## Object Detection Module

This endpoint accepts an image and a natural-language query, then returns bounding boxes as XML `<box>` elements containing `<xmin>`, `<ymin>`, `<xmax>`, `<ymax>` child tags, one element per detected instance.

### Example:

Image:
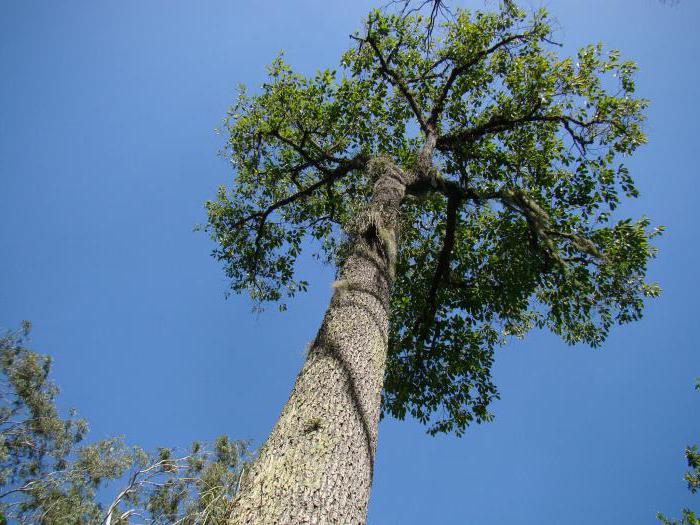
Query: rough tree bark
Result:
<box><xmin>228</xmin><ymin>156</ymin><xmax>425</xmax><ymax>525</ymax></box>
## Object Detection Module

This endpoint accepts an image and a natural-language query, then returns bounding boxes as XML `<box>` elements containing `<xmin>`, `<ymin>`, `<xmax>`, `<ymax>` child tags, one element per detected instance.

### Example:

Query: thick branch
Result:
<box><xmin>436</xmin><ymin>111</ymin><xmax>618</xmax><ymax>153</ymax></box>
<box><xmin>416</xmin><ymin>190</ymin><xmax>461</xmax><ymax>337</ymax></box>
<box><xmin>406</xmin><ymin>172</ymin><xmax>499</xmax><ymax>203</ymax></box>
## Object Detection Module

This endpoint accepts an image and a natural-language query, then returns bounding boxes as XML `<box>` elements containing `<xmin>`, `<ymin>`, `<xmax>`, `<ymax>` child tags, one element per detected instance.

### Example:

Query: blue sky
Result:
<box><xmin>1</xmin><ymin>1</ymin><xmax>698</xmax><ymax>523</ymax></box>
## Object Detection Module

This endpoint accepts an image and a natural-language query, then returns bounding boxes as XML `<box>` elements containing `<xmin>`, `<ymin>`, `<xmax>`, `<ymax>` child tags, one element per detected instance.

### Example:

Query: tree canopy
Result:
<box><xmin>205</xmin><ymin>3</ymin><xmax>659</xmax><ymax>436</ymax></box>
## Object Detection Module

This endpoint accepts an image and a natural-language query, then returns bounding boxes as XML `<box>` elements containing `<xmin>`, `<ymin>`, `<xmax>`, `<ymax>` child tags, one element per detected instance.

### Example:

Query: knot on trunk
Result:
<box><xmin>345</xmin><ymin>204</ymin><xmax>398</xmax><ymax>271</ymax></box>
<box><xmin>335</xmin><ymin>155</ymin><xmax>408</xmax><ymax>281</ymax></box>
<box><xmin>367</xmin><ymin>155</ymin><xmax>398</xmax><ymax>181</ymax></box>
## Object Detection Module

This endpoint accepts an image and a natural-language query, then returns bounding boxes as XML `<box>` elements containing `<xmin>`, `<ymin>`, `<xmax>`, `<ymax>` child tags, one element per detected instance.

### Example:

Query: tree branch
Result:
<box><xmin>436</xmin><ymin>111</ymin><xmax>618</xmax><ymax>153</ymax></box>
<box><xmin>271</xmin><ymin>128</ymin><xmax>347</xmax><ymax>167</ymax></box>
<box><xmin>498</xmin><ymin>187</ymin><xmax>603</xmax><ymax>265</ymax></box>
<box><xmin>229</xmin><ymin>153</ymin><xmax>368</xmax><ymax>233</ymax></box>
<box><xmin>245</xmin><ymin>153</ymin><xmax>369</xmax><ymax>287</ymax></box>
<box><xmin>406</xmin><ymin>171</ymin><xmax>500</xmax><ymax>203</ymax></box>
<box><xmin>416</xmin><ymin>190</ymin><xmax>461</xmax><ymax>336</ymax></box>
<box><xmin>391</xmin><ymin>0</ymin><xmax>452</xmax><ymax>50</ymax></box>
<box><xmin>428</xmin><ymin>29</ymin><xmax>540</xmax><ymax>126</ymax></box>
<box><xmin>351</xmin><ymin>33</ymin><xmax>430</xmax><ymax>133</ymax></box>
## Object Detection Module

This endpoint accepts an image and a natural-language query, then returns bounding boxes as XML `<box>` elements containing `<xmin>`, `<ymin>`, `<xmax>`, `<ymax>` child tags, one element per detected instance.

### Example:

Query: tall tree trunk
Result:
<box><xmin>229</xmin><ymin>158</ymin><xmax>414</xmax><ymax>525</ymax></box>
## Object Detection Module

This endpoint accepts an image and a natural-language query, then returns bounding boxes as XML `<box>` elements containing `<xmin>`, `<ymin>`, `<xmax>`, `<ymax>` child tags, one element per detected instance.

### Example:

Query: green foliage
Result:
<box><xmin>659</xmin><ymin>510</ymin><xmax>700</xmax><ymax>525</ymax></box>
<box><xmin>0</xmin><ymin>323</ymin><xmax>250</xmax><ymax>524</ymax></box>
<box><xmin>658</xmin><ymin>380</ymin><xmax>700</xmax><ymax>525</ymax></box>
<box><xmin>686</xmin><ymin>444</ymin><xmax>700</xmax><ymax>495</ymax></box>
<box><xmin>205</xmin><ymin>2</ymin><xmax>659</xmax><ymax>435</ymax></box>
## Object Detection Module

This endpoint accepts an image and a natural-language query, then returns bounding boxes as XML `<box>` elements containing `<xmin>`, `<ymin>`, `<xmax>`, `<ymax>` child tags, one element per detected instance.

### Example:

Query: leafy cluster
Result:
<box><xmin>0</xmin><ymin>324</ymin><xmax>249</xmax><ymax>524</ymax></box>
<box><xmin>657</xmin><ymin>381</ymin><xmax>700</xmax><ymax>525</ymax></box>
<box><xmin>207</xmin><ymin>56</ymin><xmax>414</xmax><ymax>306</ymax></box>
<box><xmin>205</xmin><ymin>3</ymin><xmax>659</xmax><ymax>435</ymax></box>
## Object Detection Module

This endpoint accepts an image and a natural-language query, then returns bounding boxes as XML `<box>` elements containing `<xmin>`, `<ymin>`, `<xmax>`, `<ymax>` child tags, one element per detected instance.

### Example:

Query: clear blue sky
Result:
<box><xmin>1</xmin><ymin>1</ymin><xmax>698</xmax><ymax>523</ymax></box>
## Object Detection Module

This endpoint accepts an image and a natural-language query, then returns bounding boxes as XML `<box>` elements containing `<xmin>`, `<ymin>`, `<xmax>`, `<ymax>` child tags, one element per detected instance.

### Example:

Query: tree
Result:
<box><xmin>0</xmin><ymin>323</ymin><xmax>250</xmax><ymax>524</ymax></box>
<box><xmin>657</xmin><ymin>381</ymin><xmax>700</xmax><ymax>525</ymax></box>
<box><xmin>205</xmin><ymin>2</ymin><xmax>659</xmax><ymax>523</ymax></box>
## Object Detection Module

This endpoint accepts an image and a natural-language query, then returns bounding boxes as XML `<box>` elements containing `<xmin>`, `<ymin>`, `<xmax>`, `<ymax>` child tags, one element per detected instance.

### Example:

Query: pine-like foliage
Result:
<box><xmin>657</xmin><ymin>381</ymin><xmax>700</xmax><ymax>525</ymax></box>
<box><xmin>0</xmin><ymin>323</ymin><xmax>249</xmax><ymax>524</ymax></box>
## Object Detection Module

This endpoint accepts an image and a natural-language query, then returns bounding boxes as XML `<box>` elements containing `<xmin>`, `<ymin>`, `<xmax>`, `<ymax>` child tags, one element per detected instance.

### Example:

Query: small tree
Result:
<box><xmin>205</xmin><ymin>3</ymin><xmax>659</xmax><ymax>523</ymax></box>
<box><xmin>0</xmin><ymin>323</ymin><xmax>250</xmax><ymax>524</ymax></box>
<box><xmin>657</xmin><ymin>381</ymin><xmax>700</xmax><ymax>525</ymax></box>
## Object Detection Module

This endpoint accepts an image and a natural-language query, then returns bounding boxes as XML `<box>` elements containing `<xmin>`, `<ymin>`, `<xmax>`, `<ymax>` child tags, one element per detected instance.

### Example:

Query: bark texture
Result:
<box><xmin>228</xmin><ymin>158</ymin><xmax>414</xmax><ymax>525</ymax></box>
